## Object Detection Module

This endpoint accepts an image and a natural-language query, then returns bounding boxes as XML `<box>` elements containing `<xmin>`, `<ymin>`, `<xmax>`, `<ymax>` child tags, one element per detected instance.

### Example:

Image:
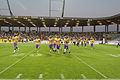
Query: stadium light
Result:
<box><xmin>54</xmin><ymin>22</ymin><xmax>57</xmax><ymax>25</ymax></box>
<box><xmin>64</xmin><ymin>25</ymin><xmax>67</xmax><ymax>27</ymax></box>
<box><xmin>40</xmin><ymin>17</ymin><xmax>44</xmax><ymax>20</ymax></box>
<box><xmin>23</xmin><ymin>17</ymin><xmax>28</xmax><ymax>19</ymax></box>
<box><xmin>99</xmin><ymin>23</ymin><xmax>102</xmax><ymax>25</ymax></box>
<box><xmin>4</xmin><ymin>20</ymin><xmax>12</xmax><ymax>25</ymax></box>
<box><xmin>76</xmin><ymin>22</ymin><xmax>79</xmax><ymax>27</ymax></box>
<box><xmin>13</xmin><ymin>18</ymin><xmax>26</xmax><ymax>27</ymax></box>
<box><xmin>17</xmin><ymin>21</ymin><xmax>21</xmax><ymax>23</ymax></box>
<box><xmin>72</xmin><ymin>19</ymin><xmax>74</xmax><ymax>20</ymax></box>
<box><xmin>13</xmin><ymin>18</ymin><xmax>17</xmax><ymax>21</ymax></box>
<box><xmin>56</xmin><ymin>18</ymin><xmax>59</xmax><ymax>21</ymax></box>
<box><xmin>54</xmin><ymin>24</ymin><xmax>56</xmax><ymax>27</ymax></box>
<box><xmin>87</xmin><ymin>23</ymin><xmax>90</xmax><ymax>26</ymax></box>
<box><xmin>107</xmin><ymin>20</ymin><xmax>111</xmax><ymax>22</ymax></box>
<box><xmin>97</xmin><ymin>21</ymin><xmax>101</xmax><ymax>23</ymax></box>
<box><xmin>43</xmin><ymin>24</ymin><xmax>47</xmax><ymax>27</ymax></box>
<box><xmin>111</xmin><ymin>22</ymin><xmax>116</xmax><ymax>24</ymax></box>
<box><xmin>28</xmin><ymin>19</ymin><xmax>31</xmax><ymax>21</ymax></box>
<box><xmin>65</xmin><ymin>22</ymin><xmax>69</xmax><ymax>25</ymax></box>
<box><xmin>97</xmin><ymin>21</ymin><xmax>103</xmax><ymax>25</ymax></box>
<box><xmin>26</xmin><ymin>18</ymin><xmax>36</xmax><ymax>27</ymax></box>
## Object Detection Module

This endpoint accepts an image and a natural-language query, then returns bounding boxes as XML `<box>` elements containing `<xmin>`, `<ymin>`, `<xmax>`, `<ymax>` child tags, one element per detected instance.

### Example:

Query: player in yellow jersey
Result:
<box><xmin>84</xmin><ymin>38</ymin><xmax>87</xmax><ymax>48</ymax></box>
<box><xmin>90</xmin><ymin>38</ymin><xmax>95</xmax><ymax>48</ymax></box>
<box><xmin>63</xmin><ymin>36</ymin><xmax>70</xmax><ymax>54</ymax></box>
<box><xmin>35</xmin><ymin>39</ymin><xmax>41</xmax><ymax>52</ymax></box>
<box><xmin>53</xmin><ymin>36</ymin><xmax>57</xmax><ymax>52</ymax></box>
<box><xmin>56</xmin><ymin>36</ymin><xmax>61</xmax><ymax>53</ymax></box>
<box><xmin>86</xmin><ymin>38</ymin><xmax>89</xmax><ymax>45</ymax></box>
<box><xmin>76</xmin><ymin>38</ymin><xmax>81</xmax><ymax>47</ymax></box>
<box><xmin>12</xmin><ymin>35</ymin><xmax>19</xmax><ymax>53</ymax></box>
<box><xmin>48</xmin><ymin>36</ymin><xmax>54</xmax><ymax>53</ymax></box>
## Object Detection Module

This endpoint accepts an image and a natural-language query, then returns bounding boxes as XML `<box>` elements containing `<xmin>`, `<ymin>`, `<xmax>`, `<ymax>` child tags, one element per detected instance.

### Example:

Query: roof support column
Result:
<box><xmin>37</xmin><ymin>26</ymin><xmax>38</xmax><ymax>32</ymax></box>
<box><xmin>117</xmin><ymin>24</ymin><xmax>119</xmax><ymax>32</ymax></box>
<box><xmin>105</xmin><ymin>25</ymin><xmax>107</xmax><ymax>32</ymax></box>
<box><xmin>9</xmin><ymin>26</ymin><xmax>10</xmax><ymax>31</ymax></box>
<box><xmin>105</xmin><ymin>25</ymin><xmax>106</xmax><ymax>32</ymax></box>
<box><xmin>29</xmin><ymin>27</ymin><xmax>31</xmax><ymax>32</ymax></box>
<box><xmin>24</xmin><ymin>27</ymin><xmax>26</xmax><ymax>32</ymax></box>
<box><xmin>12</xmin><ymin>26</ymin><xmax>14</xmax><ymax>31</ymax></box>
<box><xmin>105</xmin><ymin>25</ymin><xmax>108</xmax><ymax>33</ymax></box>
<box><xmin>19</xmin><ymin>26</ymin><xmax>20</xmax><ymax>31</ymax></box>
<box><xmin>93</xmin><ymin>25</ymin><xmax>96</xmax><ymax>32</ymax></box>
<box><xmin>82</xmin><ymin>26</ymin><xmax>84</xmax><ymax>32</ymax></box>
<box><xmin>49</xmin><ymin>27</ymin><xmax>50</xmax><ymax>32</ymax></box>
<box><xmin>39</xmin><ymin>27</ymin><xmax>41</xmax><ymax>33</ymax></box>
<box><xmin>70</xmin><ymin>26</ymin><xmax>73</xmax><ymax>33</ymax></box>
<box><xmin>106</xmin><ymin>25</ymin><xmax>108</xmax><ymax>32</ymax></box>
<box><xmin>0</xmin><ymin>25</ymin><xmax>1</xmax><ymax>32</ymax></box>
<box><xmin>59</xmin><ymin>27</ymin><xmax>61</xmax><ymax>33</ymax></box>
<box><xmin>61</xmin><ymin>27</ymin><xmax>62</xmax><ymax>33</ymax></box>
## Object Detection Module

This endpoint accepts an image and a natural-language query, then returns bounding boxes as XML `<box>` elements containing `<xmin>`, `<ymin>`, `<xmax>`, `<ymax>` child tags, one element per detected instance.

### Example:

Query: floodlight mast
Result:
<box><xmin>61</xmin><ymin>0</ymin><xmax>65</xmax><ymax>17</ymax></box>
<box><xmin>6</xmin><ymin>0</ymin><xmax>13</xmax><ymax>16</ymax></box>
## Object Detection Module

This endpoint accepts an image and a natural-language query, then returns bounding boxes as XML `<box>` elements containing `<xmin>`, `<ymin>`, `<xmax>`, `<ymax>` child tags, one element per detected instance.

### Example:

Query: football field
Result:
<box><xmin>0</xmin><ymin>43</ymin><xmax>120</xmax><ymax>80</ymax></box>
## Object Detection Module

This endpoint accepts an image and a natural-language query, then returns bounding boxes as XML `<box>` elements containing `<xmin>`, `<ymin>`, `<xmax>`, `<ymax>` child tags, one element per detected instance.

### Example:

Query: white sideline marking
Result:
<box><xmin>29</xmin><ymin>54</ymin><xmax>34</xmax><ymax>56</ymax></box>
<box><xmin>16</xmin><ymin>73</ymin><xmax>22</xmax><ymax>79</ymax></box>
<box><xmin>108</xmin><ymin>54</ymin><xmax>120</xmax><ymax>57</ymax></box>
<box><xmin>0</xmin><ymin>50</ymin><xmax>34</xmax><ymax>75</ymax></box>
<box><xmin>11</xmin><ymin>53</ymin><xmax>25</xmax><ymax>56</ymax></box>
<box><xmin>72</xmin><ymin>54</ymin><xmax>108</xmax><ymax>79</ymax></box>
<box><xmin>81</xmin><ymin>74</ymin><xmax>87</xmax><ymax>79</ymax></box>
<box><xmin>60</xmin><ymin>74</ymin><xmax>65</xmax><ymax>79</ymax></box>
<box><xmin>39</xmin><ymin>74</ymin><xmax>43</xmax><ymax>79</ymax></box>
<box><xmin>29</xmin><ymin>54</ymin><xmax>42</xmax><ymax>56</ymax></box>
<box><xmin>37</xmin><ymin>54</ymin><xmax>42</xmax><ymax>56</ymax></box>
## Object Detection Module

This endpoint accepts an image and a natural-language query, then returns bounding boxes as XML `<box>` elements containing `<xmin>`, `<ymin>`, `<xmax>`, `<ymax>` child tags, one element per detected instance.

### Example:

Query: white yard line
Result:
<box><xmin>0</xmin><ymin>50</ymin><xmax>34</xmax><ymax>75</ymax></box>
<box><xmin>81</xmin><ymin>74</ymin><xmax>87</xmax><ymax>79</ymax></box>
<box><xmin>16</xmin><ymin>73</ymin><xmax>22</xmax><ymax>79</ymax></box>
<box><xmin>39</xmin><ymin>74</ymin><xmax>43</xmax><ymax>79</ymax></box>
<box><xmin>60</xmin><ymin>74</ymin><xmax>65</xmax><ymax>79</ymax></box>
<box><xmin>72</xmin><ymin>54</ymin><xmax>108</xmax><ymax>79</ymax></box>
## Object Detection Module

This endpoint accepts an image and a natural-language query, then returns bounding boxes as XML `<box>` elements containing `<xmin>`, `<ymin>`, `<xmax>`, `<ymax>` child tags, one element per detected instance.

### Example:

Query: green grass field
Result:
<box><xmin>0</xmin><ymin>43</ymin><xmax>120</xmax><ymax>80</ymax></box>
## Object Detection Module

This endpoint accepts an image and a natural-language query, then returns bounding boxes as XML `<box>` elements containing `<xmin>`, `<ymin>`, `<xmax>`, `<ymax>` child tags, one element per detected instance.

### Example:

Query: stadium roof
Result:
<box><xmin>0</xmin><ymin>14</ymin><xmax>120</xmax><ymax>27</ymax></box>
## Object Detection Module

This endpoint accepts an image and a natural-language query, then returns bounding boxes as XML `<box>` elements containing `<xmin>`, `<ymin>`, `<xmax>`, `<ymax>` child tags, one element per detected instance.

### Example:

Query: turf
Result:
<box><xmin>0</xmin><ymin>43</ymin><xmax>120</xmax><ymax>79</ymax></box>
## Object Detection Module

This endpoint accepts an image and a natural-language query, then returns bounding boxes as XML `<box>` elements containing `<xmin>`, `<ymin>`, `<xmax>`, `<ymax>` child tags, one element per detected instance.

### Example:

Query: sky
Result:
<box><xmin>0</xmin><ymin>0</ymin><xmax>120</xmax><ymax>18</ymax></box>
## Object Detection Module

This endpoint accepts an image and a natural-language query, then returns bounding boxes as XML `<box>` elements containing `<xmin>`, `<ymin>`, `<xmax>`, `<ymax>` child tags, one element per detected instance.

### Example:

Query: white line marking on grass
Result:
<box><xmin>16</xmin><ymin>73</ymin><xmax>22</xmax><ymax>79</ymax></box>
<box><xmin>37</xmin><ymin>54</ymin><xmax>42</xmax><ymax>56</ymax></box>
<box><xmin>39</xmin><ymin>74</ymin><xmax>43</xmax><ymax>79</ymax></box>
<box><xmin>60</xmin><ymin>74</ymin><xmax>65</xmax><ymax>79</ymax></box>
<box><xmin>0</xmin><ymin>50</ymin><xmax>34</xmax><ymax>75</ymax></box>
<box><xmin>72</xmin><ymin>54</ymin><xmax>108</xmax><ymax>79</ymax></box>
<box><xmin>108</xmin><ymin>54</ymin><xmax>119</xmax><ymax>57</ymax></box>
<box><xmin>29</xmin><ymin>54</ymin><xmax>42</xmax><ymax>56</ymax></box>
<box><xmin>81</xmin><ymin>74</ymin><xmax>87</xmax><ymax>79</ymax></box>
<box><xmin>29</xmin><ymin>54</ymin><xmax>34</xmax><ymax>56</ymax></box>
<box><xmin>11</xmin><ymin>53</ymin><xmax>25</xmax><ymax>56</ymax></box>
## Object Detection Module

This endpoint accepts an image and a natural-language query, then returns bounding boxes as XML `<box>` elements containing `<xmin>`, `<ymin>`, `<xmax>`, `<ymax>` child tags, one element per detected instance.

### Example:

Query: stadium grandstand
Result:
<box><xmin>0</xmin><ymin>0</ymin><xmax>120</xmax><ymax>80</ymax></box>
